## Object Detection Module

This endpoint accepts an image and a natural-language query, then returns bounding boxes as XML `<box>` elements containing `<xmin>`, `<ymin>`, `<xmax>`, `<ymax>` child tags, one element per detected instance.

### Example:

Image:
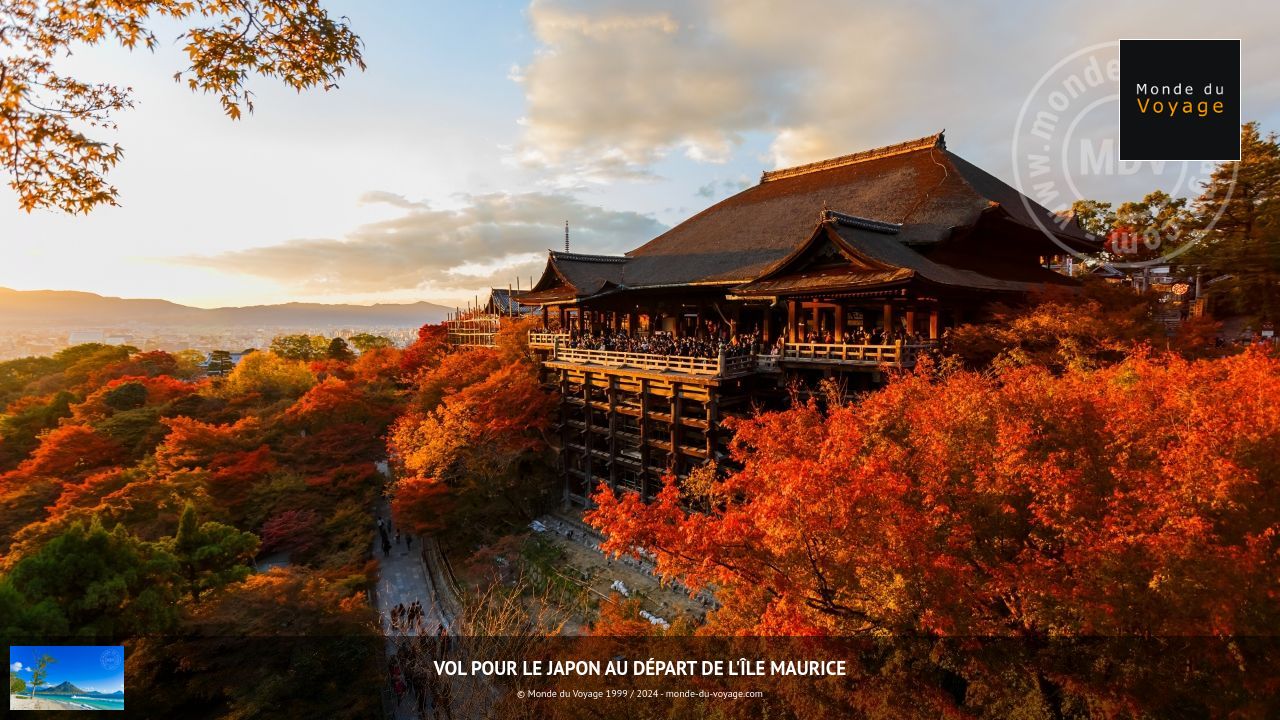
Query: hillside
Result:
<box><xmin>0</xmin><ymin>287</ymin><xmax>450</xmax><ymax>329</ymax></box>
<box><xmin>40</xmin><ymin>681</ymin><xmax>86</xmax><ymax>695</ymax></box>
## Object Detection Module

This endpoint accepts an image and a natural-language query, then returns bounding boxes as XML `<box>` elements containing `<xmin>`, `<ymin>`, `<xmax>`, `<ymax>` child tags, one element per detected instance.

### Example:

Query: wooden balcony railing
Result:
<box><xmin>779</xmin><ymin>341</ymin><xmax>936</xmax><ymax>366</ymax></box>
<box><xmin>531</xmin><ymin>330</ymin><xmax>935</xmax><ymax>376</ymax></box>
<box><xmin>550</xmin><ymin>346</ymin><xmax>735</xmax><ymax>377</ymax></box>
<box><xmin>528</xmin><ymin>331</ymin><xmax>570</xmax><ymax>349</ymax></box>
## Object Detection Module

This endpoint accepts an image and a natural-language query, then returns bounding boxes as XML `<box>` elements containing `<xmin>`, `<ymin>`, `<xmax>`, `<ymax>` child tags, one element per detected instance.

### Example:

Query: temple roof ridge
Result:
<box><xmin>549</xmin><ymin>250</ymin><xmax>628</xmax><ymax>264</ymax></box>
<box><xmin>821</xmin><ymin>209</ymin><xmax>903</xmax><ymax>235</ymax></box>
<box><xmin>761</xmin><ymin>131</ymin><xmax>946</xmax><ymax>183</ymax></box>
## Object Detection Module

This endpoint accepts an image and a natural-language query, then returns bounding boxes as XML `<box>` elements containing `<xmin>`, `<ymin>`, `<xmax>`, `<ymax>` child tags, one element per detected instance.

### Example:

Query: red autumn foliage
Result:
<box><xmin>392</xmin><ymin>361</ymin><xmax>554</xmax><ymax>480</ymax></box>
<box><xmin>84</xmin><ymin>350</ymin><xmax>181</xmax><ymax>388</ymax></box>
<box><xmin>588</xmin><ymin>348</ymin><xmax>1280</xmax><ymax>638</ymax></box>
<box><xmin>386</xmin><ymin>320</ymin><xmax>555</xmax><ymax>535</ymax></box>
<box><xmin>46</xmin><ymin>467</ymin><xmax>135</xmax><ymax>513</ymax></box>
<box><xmin>391</xmin><ymin>474</ymin><xmax>451</xmax><ymax>535</ymax></box>
<box><xmin>206</xmin><ymin>445</ymin><xmax>278</xmax><ymax>510</ymax></box>
<box><xmin>946</xmin><ymin>280</ymin><xmax>1163</xmax><ymax>371</ymax></box>
<box><xmin>303</xmin><ymin>461</ymin><xmax>378</xmax><ymax>492</ymax></box>
<box><xmin>154</xmin><ymin>416</ymin><xmax>263</xmax><ymax>473</ymax></box>
<box><xmin>399</xmin><ymin>323</ymin><xmax>449</xmax><ymax>377</ymax></box>
<box><xmin>350</xmin><ymin>346</ymin><xmax>403</xmax><ymax>384</ymax></box>
<box><xmin>307</xmin><ymin>358</ymin><xmax>355</xmax><ymax>381</ymax></box>
<box><xmin>283</xmin><ymin>425</ymin><xmax>387</xmax><ymax>473</ymax></box>
<box><xmin>285</xmin><ymin>377</ymin><xmax>393</xmax><ymax>431</ymax></box>
<box><xmin>260</xmin><ymin>509</ymin><xmax>324</xmax><ymax>556</ymax></box>
<box><xmin>72</xmin><ymin>374</ymin><xmax>199</xmax><ymax>421</ymax></box>
<box><xmin>16</xmin><ymin>424</ymin><xmax>124</xmax><ymax>481</ymax></box>
<box><xmin>407</xmin><ymin>348</ymin><xmax>502</xmax><ymax>411</ymax></box>
<box><xmin>590</xmin><ymin>593</ymin><xmax>663</xmax><ymax>637</ymax></box>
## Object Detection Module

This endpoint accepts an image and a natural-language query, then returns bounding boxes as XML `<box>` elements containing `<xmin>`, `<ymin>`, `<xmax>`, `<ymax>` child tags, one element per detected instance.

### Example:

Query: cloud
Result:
<box><xmin>696</xmin><ymin>177</ymin><xmax>751</xmax><ymax>199</ymax></box>
<box><xmin>514</xmin><ymin>0</ymin><xmax>1280</xmax><ymax>181</ymax></box>
<box><xmin>511</xmin><ymin>0</ymin><xmax>956</xmax><ymax>178</ymax></box>
<box><xmin>11</xmin><ymin>662</ymin><xmax>21</xmax><ymax>672</ymax></box>
<box><xmin>181</xmin><ymin>191</ymin><xmax>666</xmax><ymax>295</ymax></box>
<box><xmin>514</xmin><ymin>0</ymin><xmax>788</xmax><ymax>179</ymax></box>
<box><xmin>356</xmin><ymin>191</ymin><xmax>429</xmax><ymax>211</ymax></box>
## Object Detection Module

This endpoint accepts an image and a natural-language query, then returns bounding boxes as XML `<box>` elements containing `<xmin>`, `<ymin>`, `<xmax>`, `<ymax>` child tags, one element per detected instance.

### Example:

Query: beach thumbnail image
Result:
<box><xmin>10</xmin><ymin>646</ymin><xmax>124</xmax><ymax>711</ymax></box>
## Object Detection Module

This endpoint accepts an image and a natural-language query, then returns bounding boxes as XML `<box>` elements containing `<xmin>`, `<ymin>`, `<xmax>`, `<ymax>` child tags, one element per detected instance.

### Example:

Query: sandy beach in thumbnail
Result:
<box><xmin>10</xmin><ymin>693</ymin><xmax>89</xmax><ymax>711</ymax></box>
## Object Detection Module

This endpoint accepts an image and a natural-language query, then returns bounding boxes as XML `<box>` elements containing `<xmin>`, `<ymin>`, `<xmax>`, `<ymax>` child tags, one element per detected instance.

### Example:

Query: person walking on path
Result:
<box><xmin>382</xmin><ymin>537</ymin><xmax>392</xmax><ymax>558</ymax></box>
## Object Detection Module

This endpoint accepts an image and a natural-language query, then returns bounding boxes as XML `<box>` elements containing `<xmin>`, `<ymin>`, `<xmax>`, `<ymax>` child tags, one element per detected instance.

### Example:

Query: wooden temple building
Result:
<box><xmin>443</xmin><ymin>288</ymin><xmax>538</xmax><ymax>347</ymax></box>
<box><xmin>504</xmin><ymin>133</ymin><xmax>1095</xmax><ymax>504</ymax></box>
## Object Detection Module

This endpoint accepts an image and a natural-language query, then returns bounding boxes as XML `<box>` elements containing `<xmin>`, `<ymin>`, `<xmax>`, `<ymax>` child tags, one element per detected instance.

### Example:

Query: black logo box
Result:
<box><xmin>1119</xmin><ymin>39</ymin><xmax>1240</xmax><ymax>161</ymax></box>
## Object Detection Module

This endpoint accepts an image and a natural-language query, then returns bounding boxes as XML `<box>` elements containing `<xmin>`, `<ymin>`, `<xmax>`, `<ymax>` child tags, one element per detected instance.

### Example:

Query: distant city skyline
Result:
<box><xmin>2</xmin><ymin>0</ymin><xmax>1279</xmax><ymax>308</ymax></box>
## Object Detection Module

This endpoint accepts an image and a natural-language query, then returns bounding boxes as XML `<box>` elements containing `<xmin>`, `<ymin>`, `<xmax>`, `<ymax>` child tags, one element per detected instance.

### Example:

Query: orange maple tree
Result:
<box><xmin>388</xmin><ymin>323</ymin><xmax>556</xmax><ymax>535</ymax></box>
<box><xmin>588</xmin><ymin>348</ymin><xmax>1280</xmax><ymax>638</ymax></box>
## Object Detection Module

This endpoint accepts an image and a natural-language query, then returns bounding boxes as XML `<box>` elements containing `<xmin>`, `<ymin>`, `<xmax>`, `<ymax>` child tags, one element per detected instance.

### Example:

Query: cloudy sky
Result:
<box><xmin>2</xmin><ymin>0</ymin><xmax>1279</xmax><ymax>308</ymax></box>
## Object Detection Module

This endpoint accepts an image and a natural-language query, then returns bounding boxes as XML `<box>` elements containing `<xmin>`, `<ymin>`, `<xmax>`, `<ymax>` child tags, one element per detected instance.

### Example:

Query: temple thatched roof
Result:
<box><xmin>521</xmin><ymin>132</ymin><xmax>1095</xmax><ymax>303</ymax></box>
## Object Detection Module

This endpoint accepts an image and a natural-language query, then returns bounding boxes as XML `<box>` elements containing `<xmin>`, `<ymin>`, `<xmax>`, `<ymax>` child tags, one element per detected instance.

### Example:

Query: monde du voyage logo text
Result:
<box><xmin>1120</xmin><ymin>39</ymin><xmax>1241</xmax><ymax>161</ymax></box>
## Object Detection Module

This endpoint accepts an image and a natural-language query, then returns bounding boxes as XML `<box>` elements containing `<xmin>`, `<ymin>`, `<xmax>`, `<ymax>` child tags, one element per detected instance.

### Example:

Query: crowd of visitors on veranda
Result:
<box><xmin>559</xmin><ymin>324</ymin><xmax>935</xmax><ymax>359</ymax></box>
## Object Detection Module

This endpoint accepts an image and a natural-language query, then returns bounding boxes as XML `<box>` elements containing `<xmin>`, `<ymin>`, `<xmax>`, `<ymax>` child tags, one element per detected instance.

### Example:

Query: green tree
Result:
<box><xmin>269</xmin><ymin>334</ymin><xmax>328</xmax><ymax>361</ymax></box>
<box><xmin>219</xmin><ymin>351</ymin><xmax>315</xmax><ymax>401</ymax></box>
<box><xmin>2</xmin><ymin>1</ymin><xmax>364</xmax><ymax>213</ymax></box>
<box><xmin>5</xmin><ymin>519</ymin><xmax>179</xmax><ymax>637</ymax></box>
<box><xmin>9</xmin><ymin>669</ymin><xmax>25</xmax><ymax>694</ymax></box>
<box><xmin>0</xmin><ymin>390</ymin><xmax>74</xmax><ymax>470</ymax></box>
<box><xmin>206</xmin><ymin>350</ymin><xmax>235</xmax><ymax>376</ymax></box>
<box><xmin>102</xmin><ymin>380</ymin><xmax>149</xmax><ymax>411</ymax></box>
<box><xmin>29</xmin><ymin>653</ymin><xmax>54</xmax><ymax>699</ymax></box>
<box><xmin>171</xmin><ymin>349</ymin><xmax>209</xmax><ymax>380</ymax></box>
<box><xmin>1071</xmin><ymin>198</ymin><xmax>1116</xmax><ymax>237</ymax></box>
<box><xmin>164</xmin><ymin>504</ymin><xmax>259</xmax><ymax>603</ymax></box>
<box><xmin>1112</xmin><ymin>190</ymin><xmax>1196</xmax><ymax>260</ymax></box>
<box><xmin>1187</xmin><ymin>122</ymin><xmax>1280</xmax><ymax>321</ymax></box>
<box><xmin>0</xmin><ymin>356</ymin><xmax>61</xmax><ymax>405</ymax></box>
<box><xmin>348</xmin><ymin>333</ymin><xmax>392</xmax><ymax>353</ymax></box>
<box><xmin>51</xmin><ymin>343</ymin><xmax>132</xmax><ymax>366</ymax></box>
<box><xmin>326</xmin><ymin>336</ymin><xmax>355</xmax><ymax>362</ymax></box>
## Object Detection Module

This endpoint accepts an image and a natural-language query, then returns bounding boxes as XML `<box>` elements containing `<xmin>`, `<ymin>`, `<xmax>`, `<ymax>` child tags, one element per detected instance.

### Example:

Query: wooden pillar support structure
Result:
<box><xmin>581</xmin><ymin>371</ymin><xmax>593</xmax><ymax>486</ymax></box>
<box><xmin>929</xmin><ymin>308</ymin><xmax>940</xmax><ymax>339</ymax></box>
<box><xmin>834</xmin><ymin>304</ymin><xmax>846</xmax><ymax>342</ymax></box>
<box><xmin>905</xmin><ymin>309</ymin><xmax>916</xmax><ymax>338</ymax></box>
<box><xmin>787</xmin><ymin>300</ymin><xmax>798</xmax><ymax>343</ymax></box>
<box><xmin>882</xmin><ymin>303</ymin><xmax>893</xmax><ymax>336</ymax></box>
<box><xmin>669</xmin><ymin>384</ymin><xmax>683</xmax><ymax>478</ymax></box>
<box><xmin>606</xmin><ymin>376</ymin><xmax>619</xmax><ymax>490</ymax></box>
<box><xmin>558</xmin><ymin>369</ymin><xmax>571</xmax><ymax>503</ymax></box>
<box><xmin>706</xmin><ymin>394</ymin><xmax>719</xmax><ymax>460</ymax></box>
<box><xmin>546</xmin><ymin>355</ymin><xmax>746</xmax><ymax>507</ymax></box>
<box><xmin>638</xmin><ymin>379</ymin><xmax>651</xmax><ymax>500</ymax></box>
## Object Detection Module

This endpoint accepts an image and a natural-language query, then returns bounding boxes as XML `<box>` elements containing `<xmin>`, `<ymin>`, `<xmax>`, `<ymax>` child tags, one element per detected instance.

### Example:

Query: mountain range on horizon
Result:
<box><xmin>0</xmin><ymin>287</ymin><xmax>451</xmax><ymax>330</ymax></box>
<box><xmin>33</xmin><ymin>680</ymin><xmax>82</xmax><ymax>695</ymax></box>
<box><xmin>25</xmin><ymin>680</ymin><xmax>124</xmax><ymax>697</ymax></box>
